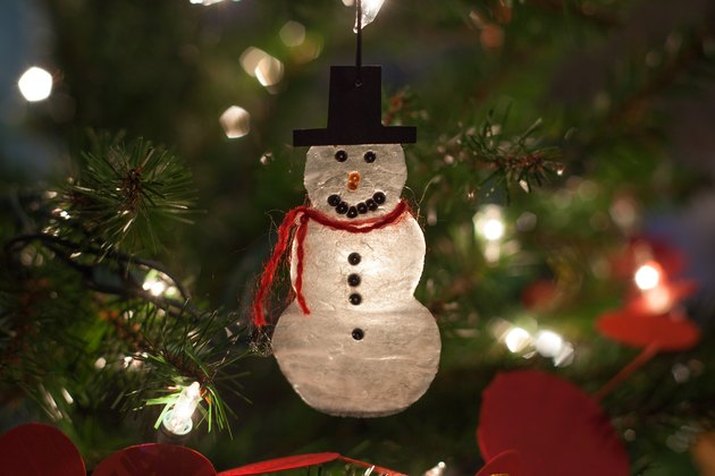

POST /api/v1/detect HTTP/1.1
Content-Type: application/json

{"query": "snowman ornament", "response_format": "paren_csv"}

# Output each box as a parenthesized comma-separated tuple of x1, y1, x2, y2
(253, 66, 441, 417)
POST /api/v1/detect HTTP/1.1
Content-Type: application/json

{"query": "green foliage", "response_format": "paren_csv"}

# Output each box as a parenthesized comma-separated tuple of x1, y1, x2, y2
(0, 134, 248, 464)
(62, 132, 195, 253)
(3, 0, 715, 474)
(460, 108, 564, 202)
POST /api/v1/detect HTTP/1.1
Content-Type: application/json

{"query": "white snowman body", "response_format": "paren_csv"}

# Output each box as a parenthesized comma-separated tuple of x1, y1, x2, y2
(272, 144, 441, 417)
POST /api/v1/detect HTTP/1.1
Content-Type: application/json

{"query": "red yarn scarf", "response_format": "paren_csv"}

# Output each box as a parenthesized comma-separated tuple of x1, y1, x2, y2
(252, 200, 410, 327)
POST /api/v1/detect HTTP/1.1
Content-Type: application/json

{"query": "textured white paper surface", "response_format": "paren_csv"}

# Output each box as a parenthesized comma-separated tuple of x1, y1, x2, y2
(272, 144, 441, 417)
(304, 144, 407, 218)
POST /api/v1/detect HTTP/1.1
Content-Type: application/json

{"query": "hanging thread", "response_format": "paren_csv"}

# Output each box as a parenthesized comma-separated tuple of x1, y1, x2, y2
(355, 0, 363, 85)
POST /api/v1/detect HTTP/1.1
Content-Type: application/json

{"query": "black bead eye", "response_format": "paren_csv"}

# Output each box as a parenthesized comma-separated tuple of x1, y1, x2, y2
(373, 192, 386, 205)
(335, 150, 348, 162)
(327, 194, 341, 207)
(364, 151, 376, 163)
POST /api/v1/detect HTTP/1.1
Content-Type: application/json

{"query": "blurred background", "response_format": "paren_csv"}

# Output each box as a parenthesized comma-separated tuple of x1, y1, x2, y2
(3, 0, 715, 474)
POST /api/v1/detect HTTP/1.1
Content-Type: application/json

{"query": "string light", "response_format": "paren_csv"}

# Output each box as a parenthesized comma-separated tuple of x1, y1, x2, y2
(142, 270, 179, 297)
(482, 217, 505, 241)
(239, 47, 284, 88)
(504, 326, 531, 353)
(473, 205, 507, 263)
(254, 55, 284, 87)
(534, 330, 564, 358)
(474, 205, 506, 242)
(143, 278, 166, 296)
(162, 382, 202, 436)
(219, 106, 251, 139)
(634, 262, 662, 291)
(497, 321, 575, 366)
(423, 461, 446, 476)
(94, 357, 107, 369)
(17, 66, 53, 102)
(279, 21, 306, 47)
(642, 286, 672, 314)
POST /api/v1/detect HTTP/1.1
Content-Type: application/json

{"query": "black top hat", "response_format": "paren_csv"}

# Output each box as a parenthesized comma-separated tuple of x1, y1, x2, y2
(293, 65, 416, 146)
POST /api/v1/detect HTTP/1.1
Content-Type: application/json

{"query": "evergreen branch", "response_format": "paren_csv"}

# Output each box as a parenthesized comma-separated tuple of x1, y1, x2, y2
(2, 233, 248, 435)
(5, 233, 191, 314)
(457, 108, 564, 202)
(61, 133, 196, 254)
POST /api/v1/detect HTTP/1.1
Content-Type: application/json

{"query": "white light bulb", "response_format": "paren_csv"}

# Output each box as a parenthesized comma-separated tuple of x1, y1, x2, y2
(473, 205, 506, 243)
(219, 106, 251, 139)
(254, 55, 284, 87)
(279, 21, 306, 47)
(643, 286, 672, 313)
(162, 382, 201, 436)
(423, 461, 447, 476)
(482, 218, 505, 241)
(634, 263, 661, 291)
(18, 66, 53, 102)
(143, 279, 167, 296)
(504, 327, 531, 353)
(535, 330, 564, 358)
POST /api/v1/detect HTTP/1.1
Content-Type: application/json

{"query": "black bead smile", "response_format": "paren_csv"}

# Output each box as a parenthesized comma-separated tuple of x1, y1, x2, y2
(327, 192, 386, 219)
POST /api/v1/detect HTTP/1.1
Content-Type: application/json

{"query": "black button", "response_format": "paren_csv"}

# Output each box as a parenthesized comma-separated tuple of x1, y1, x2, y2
(348, 252, 361, 265)
(373, 192, 386, 204)
(349, 293, 362, 305)
(352, 328, 365, 340)
(327, 194, 341, 207)
(364, 151, 376, 163)
(347, 274, 361, 286)
(357, 202, 368, 214)
(335, 150, 348, 162)
(347, 206, 358, 218)
(365, 199, 378, 211)
(336, 202, 349, 214)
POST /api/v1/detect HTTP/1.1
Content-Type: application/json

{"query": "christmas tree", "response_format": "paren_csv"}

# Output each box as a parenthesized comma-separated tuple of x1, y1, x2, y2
(2, 0, 715, 474)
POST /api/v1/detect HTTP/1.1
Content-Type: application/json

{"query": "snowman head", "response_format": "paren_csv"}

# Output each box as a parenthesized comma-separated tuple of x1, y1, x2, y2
(304, 144, 407, 219)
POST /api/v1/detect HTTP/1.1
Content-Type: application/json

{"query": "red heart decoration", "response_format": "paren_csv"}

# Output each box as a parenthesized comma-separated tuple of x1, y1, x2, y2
(0, 423, 85, 476)
(478, 370, 629, 476)
(597, 307, 700, 351)
(219, 452, 340, 475)
(476, 450, 522, 476)
(94, 443, 216, 476)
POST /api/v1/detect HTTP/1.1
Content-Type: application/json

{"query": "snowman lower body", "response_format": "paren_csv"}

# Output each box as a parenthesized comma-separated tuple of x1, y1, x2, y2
(272, 299, 441, 417)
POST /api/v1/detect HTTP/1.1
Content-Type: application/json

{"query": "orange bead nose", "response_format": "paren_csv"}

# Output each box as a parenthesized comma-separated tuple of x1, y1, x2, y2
(347, 171, 361, 191)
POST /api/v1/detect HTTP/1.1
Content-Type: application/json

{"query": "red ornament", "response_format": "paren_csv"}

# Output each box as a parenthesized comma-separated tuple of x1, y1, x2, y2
(222, 452, 405, 476)
(0, 424, 406, 475)
(0, 423, 85, 476)
(476, 450, 522, 476)
(597, 307, 700, 351)
(94, 443, 215, 476)
(611, 237, 687, 281)
(626, 280, 697, 316)
(478, 370, 629, 476)
(219, 453, 341, 475)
